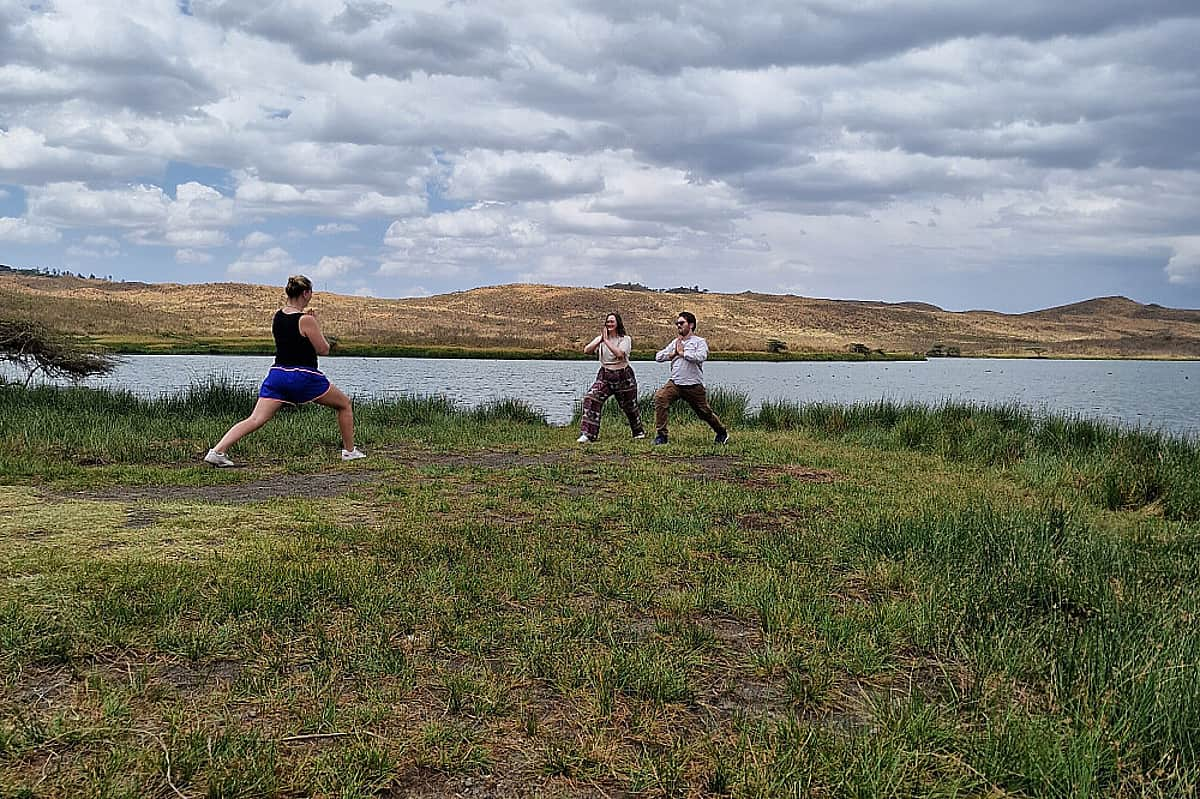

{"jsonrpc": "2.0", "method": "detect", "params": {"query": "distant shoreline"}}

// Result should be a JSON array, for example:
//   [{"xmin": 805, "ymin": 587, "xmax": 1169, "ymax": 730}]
[
  {"xmin": 92, "ymin": 340, "xmax": 1200, "ymax": 361},
  {"xmin": 97, "ymin": 339, "xmax": 925, "ymax": 362}
]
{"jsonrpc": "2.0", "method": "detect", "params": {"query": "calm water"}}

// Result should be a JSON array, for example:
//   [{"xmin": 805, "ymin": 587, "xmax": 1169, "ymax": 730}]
[{"xmin": 7, "ymin": 355, "xmax": 1196, "ymax": 437}]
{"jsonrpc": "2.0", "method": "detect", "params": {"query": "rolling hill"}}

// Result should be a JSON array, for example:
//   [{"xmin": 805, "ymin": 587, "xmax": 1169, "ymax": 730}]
[{"xmin": 1, "ymin": 271, "xmax": 1197, "ymax": 358}]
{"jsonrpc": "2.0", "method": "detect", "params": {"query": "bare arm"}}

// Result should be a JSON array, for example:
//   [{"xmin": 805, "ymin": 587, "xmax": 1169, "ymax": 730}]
[
  {"xmin": 299, "ymin": 311, "xmax": 331, "ymax": 356},
  {"xmin": 583, "ymin": 334, "xmax": 603, "ymax": 355}
]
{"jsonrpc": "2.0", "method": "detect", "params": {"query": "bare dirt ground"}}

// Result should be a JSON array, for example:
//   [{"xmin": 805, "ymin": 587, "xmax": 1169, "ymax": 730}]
[{"xmin": 48, "ymin": 453, "xmax": 839, "ymax": 507}]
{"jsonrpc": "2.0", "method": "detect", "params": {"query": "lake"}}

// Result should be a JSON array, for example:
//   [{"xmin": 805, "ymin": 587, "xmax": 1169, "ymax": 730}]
[{"xmin": 7, "ymin": 355, "xmax": 1196, "ymax": 438}]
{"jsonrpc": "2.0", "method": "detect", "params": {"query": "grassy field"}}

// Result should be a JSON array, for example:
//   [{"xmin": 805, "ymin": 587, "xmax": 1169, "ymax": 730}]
[
  {"xmin": 5, "ymin": 273, "xmax": 1199, "ymax": 358},
  {"xmin": 0, "ymin": 382, "xmax": 1197, "ymax": 797},
  {"xmin": 96, "ymin": 338, "xmax": 919, "ymax": 362}
]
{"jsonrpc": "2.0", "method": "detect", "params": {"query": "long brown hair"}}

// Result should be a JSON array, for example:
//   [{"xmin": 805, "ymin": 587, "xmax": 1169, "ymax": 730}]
[{"xmin": 607, "ymin": 312, "xmax": 627, "ymax": 337}]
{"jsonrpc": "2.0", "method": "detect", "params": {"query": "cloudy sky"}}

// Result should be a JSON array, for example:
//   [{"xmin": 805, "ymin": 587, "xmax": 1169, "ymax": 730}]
[{"xmin": 2, "ymin": 1, "xmax": 1198, "ymax": 311}]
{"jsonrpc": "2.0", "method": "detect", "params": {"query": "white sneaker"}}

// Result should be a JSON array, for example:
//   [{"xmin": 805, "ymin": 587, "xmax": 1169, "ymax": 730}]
[
  {"xmin": 204, "ymin": 449, "xmax": 235, "ymax": 467},
  {"xmin": 341, "ymin": 447, "xmax": 367, "ymax": 461},
  {"xmin": 576, "ymin": 434, "xmax": 592, "ymax": 443}
]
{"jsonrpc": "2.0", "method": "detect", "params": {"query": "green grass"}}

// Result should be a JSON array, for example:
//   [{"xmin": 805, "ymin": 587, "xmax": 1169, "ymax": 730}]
[
  {"xmin": 0, "ymin": 381, "xmax": 1197, "ymax": 795},
  {"xmin": 582, "ymin": 389, "xmax": 1197, "ymax": 521}
]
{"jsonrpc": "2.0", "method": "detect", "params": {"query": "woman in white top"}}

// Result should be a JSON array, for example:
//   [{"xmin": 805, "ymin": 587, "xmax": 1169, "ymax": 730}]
[{"xmin": 577, "ymin": 312, "xmax": 645, "ymax": 442}]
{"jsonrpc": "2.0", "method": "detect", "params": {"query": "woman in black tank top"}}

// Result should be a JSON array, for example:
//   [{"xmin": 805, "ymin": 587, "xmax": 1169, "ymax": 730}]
[
  {"xmin": 204, "ymin": 275, "xmax": 365, "ymax": 467},
  {"xmin": 272, "ymin": 310, "xmax": 319, "ymax": 370}
]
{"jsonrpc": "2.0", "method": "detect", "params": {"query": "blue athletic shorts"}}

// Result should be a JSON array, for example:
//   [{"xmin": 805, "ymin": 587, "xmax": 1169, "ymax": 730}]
[{"xmin": 258, "ymin": 366, "xmax": 331, "ymax": 404}]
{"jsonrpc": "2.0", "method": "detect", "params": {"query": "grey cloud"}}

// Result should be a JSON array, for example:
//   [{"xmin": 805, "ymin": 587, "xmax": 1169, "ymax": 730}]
[
  {"xmin": 639, "ymin": 135, "xmax": 810, "ymax": 178},
  {"xmin": 0, "ymin": 4, "xmax": 45, "ymax": 65},
  {"xmin": 586, "ymin": 198, "xmax": 741, "ymax": 234},
  {"xmin": 830, "ymin": 23, "xmax": 1200, "ymax": 172},
  {"xmin": 543, "ymin": 213, "xmax": 665, "ymax": 239},
  {"xmin": 573, "ymin": 0, "xmax": 1200, "ymax": 73},
  {"xmin": 250, "ymin": 145, "xmax": 429, "ymax": 189},
  {"xmin": 509, "ymin": 14, "xmax": 1200, "ymax": 187},
  {"xmin": 883, "ymin": 126, "xmax": 1107, "ymax": 171},
  {"xmin": 987, "ymin": 175, "xmax": 1200, "ymax": 240},
  {"xmin": 1, "ymin": 6, "xmax": 216, "ymax": 117},
  {"xmin": 192, "ymin": 2, "xmax": 515, "ymax": 80},
  {"xmin": 332, "ymin": 1, "xmax": 391, "ymax": 34},
  {"xmin": 737, "ymin": 159, "xmax": 1009, "ymax": 214},
  {"xmin": 1101, "ymin": 108, "xmax": 1200, "ymax": 170},
  {"xmin": 882, "ymin": 108, "xmax": 1200, "ymax": 172},
  {"xmin": 454, "ymin": 167, "xmax": 605, "ymax": 203},
  {"xmin": 502, "ymin": 69, "xmax": 824, "ymax": 176}
]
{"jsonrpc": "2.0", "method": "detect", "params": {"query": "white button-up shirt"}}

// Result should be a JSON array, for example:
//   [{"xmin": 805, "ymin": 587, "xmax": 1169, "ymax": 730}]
[{"xmin": 655, "ymin": 335, "xmax": 709, "ymax": 385}]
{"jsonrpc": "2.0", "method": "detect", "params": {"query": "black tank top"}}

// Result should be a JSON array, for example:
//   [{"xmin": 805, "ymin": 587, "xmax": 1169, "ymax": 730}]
[{"xmin": 272, "ymin": 310, "xmax": 318, "ymax": 369}]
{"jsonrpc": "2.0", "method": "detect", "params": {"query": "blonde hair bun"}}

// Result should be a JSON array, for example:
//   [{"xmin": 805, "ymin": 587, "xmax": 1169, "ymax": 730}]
[{"xmin": 285, "ymin": 275, "xmax": 313, "ymax": 298}]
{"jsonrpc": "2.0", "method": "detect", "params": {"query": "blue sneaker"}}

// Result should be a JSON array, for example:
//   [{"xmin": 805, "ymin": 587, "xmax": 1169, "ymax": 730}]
[
  {"xmin": 714, "ymin": 431, "xmax": 730, "ymax": 444},
  {"xmin": 653, "ymin": 434, "xmax": 669, "ymax": 446}
]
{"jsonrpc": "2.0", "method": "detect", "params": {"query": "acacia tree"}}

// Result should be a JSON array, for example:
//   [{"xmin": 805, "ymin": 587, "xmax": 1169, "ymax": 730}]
[{"xmin": 0, "ymin": 317, "xmax": 118, "ymax": 386}]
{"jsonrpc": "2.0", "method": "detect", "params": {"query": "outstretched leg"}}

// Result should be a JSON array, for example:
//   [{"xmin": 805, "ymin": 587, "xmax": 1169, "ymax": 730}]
[
  {"xmin": 313, "ymin": 384, "xmax": 355, "ymax": 451},
  {"xmin": 680, "ymin": 384, "xmax": 726, "ymax": 435},
  {"xmin": 213, "ymin": 397, "xmax": 284, "ymax": 454},
  {"xmin": 613, "ymin": 367, "xmax": 643, "ymax": 437},
  {"xmin": 653, "ymin": 381, "xmax": 681, "ymax": 438},
  {"xmin": 580, "ymin": 372, "xmax": 615, "ymax": 440}
]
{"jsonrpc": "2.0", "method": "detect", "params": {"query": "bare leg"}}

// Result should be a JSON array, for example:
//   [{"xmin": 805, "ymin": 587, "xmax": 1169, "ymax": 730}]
[
  {"xmin": 214, "ymin": 398, "xmax": 284, "ymax": 452},
  {"xmin": 313, "ymin": 384, "xmax": 355, "ymax": 450}
]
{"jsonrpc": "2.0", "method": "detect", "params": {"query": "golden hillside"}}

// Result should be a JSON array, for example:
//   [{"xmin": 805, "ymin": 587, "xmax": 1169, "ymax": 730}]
[{"xmin": 2, "ymin": 272, "xmax": 1198, "ymax": 358}]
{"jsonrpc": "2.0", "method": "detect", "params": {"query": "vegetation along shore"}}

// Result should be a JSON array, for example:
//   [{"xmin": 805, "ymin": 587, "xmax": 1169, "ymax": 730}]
[
  {"xmin": 0, "ymin": 379, "xmax": 1197, "ymax": 795},
  {"xmin": 3, "ymin": 270, "xmax": 1199, "ymax": 359}
]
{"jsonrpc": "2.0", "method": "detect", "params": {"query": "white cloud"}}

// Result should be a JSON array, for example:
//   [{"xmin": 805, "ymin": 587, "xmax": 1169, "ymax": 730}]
[
  {"xmin": 234, "ymin": 173, "xmax": 426, "ymax": 218},
  {"xmin": 312, "ymin": 255, "xmax": 361, "ymax": 279},
  {"xmin": 0, "ymin": 127, "xmax": 154, "ymax": 182},
  {"xmin": 241, "ymin": 231, "xmax": 275, "ymax": 249},
  {"xmin": 385, "ymin": 203, "xmax": 547, "ymax": 249},
  {"xmin": 1166, "ymin": 240, "xmax": 1200, "ymax": 285},
  {"xmin": 25, "ymin": 181, "xmax": 232, "ymax": 248},
  {"xmin": 378, "ymin": 259, "xmax": 470, "ymax": 278},
  {"xmin": 176, "ymin": 248, "xmax": 214, "ymax": 264},
  {"xmin": 158, "ymin": 228, "xmax": 229, "ymax": 247},
  {"xmin": 0, "ymin": 217, "xmax": 61, "ymax": 244},
  {"xmin": 66, "ymin": 234, "xmax": 120, "ymax": 258},
  {"xmin": 27, "ymin": 182, "xmax": 169, "ymax": 228},
  {"xmin": 446, "ymin": 150, "xmax": 606, "ymax": 202},
  {"xmin": 228, "ymin": 246, "xmax": 296, "ymax": 277},
  {"xmin": 314, "ymin": 222, "xmax": 358, "ymax": 235}
]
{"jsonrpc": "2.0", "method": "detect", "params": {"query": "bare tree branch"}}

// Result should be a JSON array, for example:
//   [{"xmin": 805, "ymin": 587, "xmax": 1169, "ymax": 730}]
[{"xmin": 0, "ymin": 317, "xmax": 118, "ymax": 386}]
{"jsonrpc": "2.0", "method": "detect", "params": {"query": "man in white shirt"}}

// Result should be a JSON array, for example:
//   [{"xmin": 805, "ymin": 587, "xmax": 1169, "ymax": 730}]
[{"xmin": 652, "ymin": 311, "xmax": 729, "ymax": 445}]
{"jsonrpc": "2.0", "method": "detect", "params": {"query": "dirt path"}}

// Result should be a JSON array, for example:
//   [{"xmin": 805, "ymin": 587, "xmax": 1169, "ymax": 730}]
[{"xmin": 47, "ymin": 451, "xmax": 835, "ymax": 506}]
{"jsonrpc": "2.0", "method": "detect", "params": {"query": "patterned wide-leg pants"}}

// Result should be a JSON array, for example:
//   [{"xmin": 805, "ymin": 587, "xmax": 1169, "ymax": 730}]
[{"xmin": 580, "ymin": 366, "xmax": 643, "ymax": 440}]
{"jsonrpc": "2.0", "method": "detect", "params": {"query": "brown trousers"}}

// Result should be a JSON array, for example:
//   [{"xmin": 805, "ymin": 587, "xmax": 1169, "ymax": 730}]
[{"xmin": 654, "ymin": 380, "xmax": 725, "ymax": 436}]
